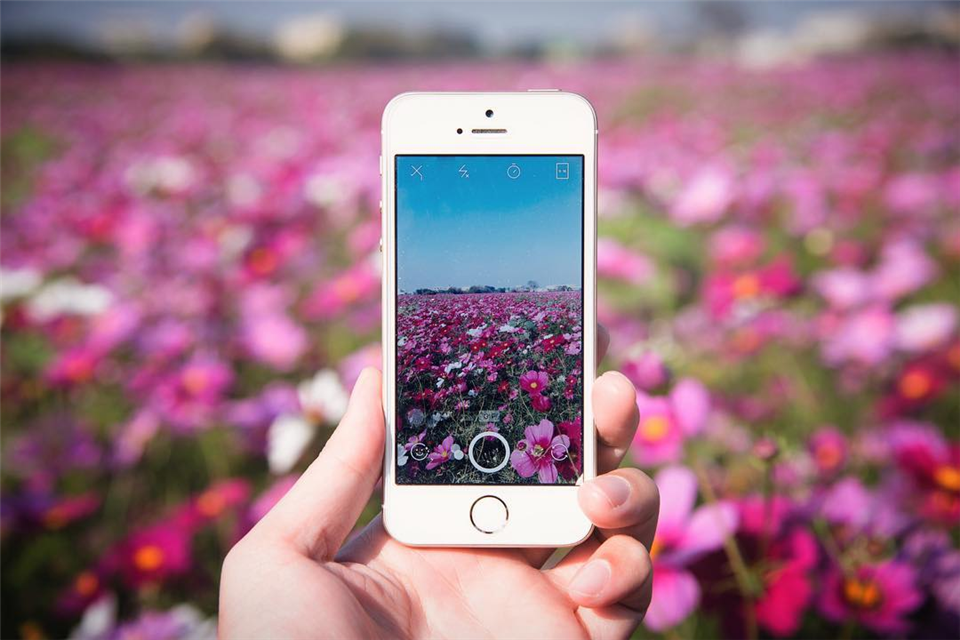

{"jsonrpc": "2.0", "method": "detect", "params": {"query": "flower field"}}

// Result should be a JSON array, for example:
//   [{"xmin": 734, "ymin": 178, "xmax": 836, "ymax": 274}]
[
  {"xmin": 1, "ymin": 54, "xmax": 959, "ymax": 639},
  {"xmin": 396, "ymin": 292, "xmax": 583, "ymax": 485}
]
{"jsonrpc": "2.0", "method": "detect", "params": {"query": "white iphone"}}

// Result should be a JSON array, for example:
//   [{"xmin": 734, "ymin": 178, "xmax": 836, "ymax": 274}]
[{"xmin": 380, "ymin": 92, "xmax": 597, "ymax": 547}]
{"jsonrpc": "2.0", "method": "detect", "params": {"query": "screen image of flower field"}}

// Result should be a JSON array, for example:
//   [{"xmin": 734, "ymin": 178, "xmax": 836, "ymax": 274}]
[{"xmin": 396, "ymin": 291, "xmax": 583, "ymax": 484}]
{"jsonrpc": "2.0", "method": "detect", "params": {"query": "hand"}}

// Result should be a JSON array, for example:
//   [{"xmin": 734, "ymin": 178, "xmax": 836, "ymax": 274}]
[{"xmin": 220, "ymin": 329, "xmax": 659, "ymax": 639}]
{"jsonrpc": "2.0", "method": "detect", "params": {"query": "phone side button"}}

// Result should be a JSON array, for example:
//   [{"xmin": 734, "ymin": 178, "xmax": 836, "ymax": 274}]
[{"xmin": 470, "ymin": 495, "xmax": 508, "ymax": 534}]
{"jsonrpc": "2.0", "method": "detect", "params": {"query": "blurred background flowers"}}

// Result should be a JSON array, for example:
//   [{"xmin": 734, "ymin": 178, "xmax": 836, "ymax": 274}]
[{"xmin": 1, "ymin": 1, "xmax": 958, "ymax": 638}]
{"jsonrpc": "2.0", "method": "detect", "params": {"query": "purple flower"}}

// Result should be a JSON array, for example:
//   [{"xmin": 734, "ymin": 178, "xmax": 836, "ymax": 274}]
[
  {"xmin": 818, "ymin": 560, "xmax": 922, "ymax": 635},
  {"xmin": 510, "ymin": 419, "xmax": 569, "ymax": 484}
]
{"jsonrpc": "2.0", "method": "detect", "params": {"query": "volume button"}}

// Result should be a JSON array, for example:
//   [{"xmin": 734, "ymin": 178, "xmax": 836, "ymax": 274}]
[{"xmin": 379, "ymin": 155, "xmax": 383, "ymax": 176}]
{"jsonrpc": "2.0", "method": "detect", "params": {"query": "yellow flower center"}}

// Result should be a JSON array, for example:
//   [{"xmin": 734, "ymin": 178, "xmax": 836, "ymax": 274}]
[
  {"xmin": 899, "ymin": 370, "xmax": 932, "ymax": 400},
  {"xmin": 529, "ymin": 381, "xmax": 538, "ymax": 390},
  {"xmin": 649, "ymin": 538, "xmax": 662, "ymax": 560},
  {"xmin": 74, "ymin": 571, "xmax": 99, "ymax": 596},
  {"xmin": 248, "ymin": 247, "xmax": 278, "ymax": 275},
  {"xmin": 934, "ymin": 466, "xmax": 960, "ymax": 492},
  {"xmin": 640, "ymin": 416, "xmax": 670, "ymax": 442},
  {"xmin": 843, "ymin": 578, "xmax": 882, "ymax": 610},
  {"xmin": 133, "ymin": 544, "xmax": 165, "ymax": 572},
  {"xmin": 43, "ymin": 506, "xmax": 68, "ymax": 529},
  {"xmin": 197, "ymin": 491, "xmax": 226, "ymax": 517},
  {"xmin": 815, "ymin": 443, "xmax": 843, "ymax": 470},
  {"xmin": 733, "ymin": 274, "xmax": 761, "ymax": 299},
  {"xmin": 334, "ymin": 277, "xmax": 360, "ymax": 303},
  {"xmin": 948, "ymin": 343, "xmax": 960, "ymax": 371},
  {"xmin": 181, "ymin": 368, "xmax": 208, "ymax": 395},
  {"xmin": 532, "ymin": 444, "xmax": 545, "ymax": 457}
]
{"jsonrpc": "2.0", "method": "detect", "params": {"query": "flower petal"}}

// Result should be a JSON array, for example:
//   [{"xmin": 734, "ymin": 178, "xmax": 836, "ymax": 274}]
[
  {"xmin": 671, "ymin": 501, "xmax": 739, "ymax": 565},
  {"xmin": 643, "ymin": 566, "xmax": 700, "ymax": 631},
  {"xmin": 654, "ymin": 465, "xmax": 698, "ymax": 535}
]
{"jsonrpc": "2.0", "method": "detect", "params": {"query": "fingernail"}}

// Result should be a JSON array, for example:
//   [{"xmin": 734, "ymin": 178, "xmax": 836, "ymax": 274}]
[
  {"xmin": 569, "ymin": 560, "xmax": 611, "ymax": 598},
  {"xmin": 590, "ymin": 474, "xmax": 632, "ymax": 508}
]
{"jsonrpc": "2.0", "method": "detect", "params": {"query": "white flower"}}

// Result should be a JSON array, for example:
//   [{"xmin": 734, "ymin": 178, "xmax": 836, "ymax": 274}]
[
  {"xmin": 895, "ymin": 303, "xmax": 958, "ymax": 353},
  {"xmin": 298, "ymin": 369, "xmax": 348, "ymax": 424},
  {"xmin": 0, "ymin": 267, "xmax": 42, "ymax": 302},
  {"xmin": 267, "ymin": 414, "xmax": 314, "ymax": 474},
  {"xmin": 466, "ymin": 324, "xmax": 486, "ymax": 337},
  {"xmin": 126, "ymin": 155, "xmax": 195, "ymax": 195},
  {"xmin": 26, "ymin": 277, "xmax": 113, "ymax": 320},
  {"xmin": 444, "ymin": 361, "xmax": 462, "ymax": 373},
  {"xmin": 69, "ymin": 595, "xmax": 116, "ymax": 640},
  {"xmin": 397, "ymin": 444, "xmax": 409, "ymax": 467}
]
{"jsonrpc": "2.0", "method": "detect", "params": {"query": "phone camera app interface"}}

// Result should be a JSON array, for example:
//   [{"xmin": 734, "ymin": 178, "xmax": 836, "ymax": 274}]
[{"xmin": 395, "ymin": 156, "xmax": 584, "ymax": 485}]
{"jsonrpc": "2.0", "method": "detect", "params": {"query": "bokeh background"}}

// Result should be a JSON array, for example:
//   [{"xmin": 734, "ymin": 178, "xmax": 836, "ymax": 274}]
[{"xmin": 2, "ymin": 2, "xmax": 959, "ymax": 639}]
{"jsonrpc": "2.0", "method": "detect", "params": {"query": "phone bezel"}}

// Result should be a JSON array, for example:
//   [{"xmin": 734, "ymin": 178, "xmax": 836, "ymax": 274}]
[{"xmin": 381, "ymin": 92, "xmax": 598, "ymax": 547}]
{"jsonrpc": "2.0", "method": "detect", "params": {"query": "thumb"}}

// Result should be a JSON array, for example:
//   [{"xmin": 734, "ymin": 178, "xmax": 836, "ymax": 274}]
[{"xmin": 260, "ymin": 367, "xmax": 385, "ymax": 559}]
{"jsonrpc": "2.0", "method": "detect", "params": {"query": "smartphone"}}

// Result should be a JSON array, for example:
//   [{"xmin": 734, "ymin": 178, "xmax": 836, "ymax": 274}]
[{"xmin": 380, "ymin": 92, "xmax": 597, "ymax": 546}]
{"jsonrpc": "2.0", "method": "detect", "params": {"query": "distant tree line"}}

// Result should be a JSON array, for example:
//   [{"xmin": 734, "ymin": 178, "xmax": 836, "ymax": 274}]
[{"xmin": 409, "ymin": 283, "xmax": 578, "ymax": 295}]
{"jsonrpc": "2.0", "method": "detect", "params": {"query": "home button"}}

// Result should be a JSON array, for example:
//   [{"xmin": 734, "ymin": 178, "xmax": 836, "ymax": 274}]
[{"xmin": 470, "ymin": 496, "xmax": 508, "ymax": 534}]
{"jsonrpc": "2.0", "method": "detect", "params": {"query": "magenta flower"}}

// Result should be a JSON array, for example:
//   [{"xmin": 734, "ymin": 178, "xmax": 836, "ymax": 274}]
[
  {"xmin": 620, "ymin": 351, "xmax": 668, "ymax": 391},
  {"xmin": 818, "ymin": 560, "xmax": 922, "ymax": 635},
  {"xmin": 631, "ymin": 378, "xmax": 710, "ymax": 466},
  {"xmin": 519, "ymin": 370, "xmax": 549, "ymax": 395},
  {"xmin": 114, "ymin": 523, "xmax": 192, "ymax": 588},
  {"xmin": 644, "ymin": 465, "xmax": 739, "ymax": 631},
  {"xmin": 510, "ymin": 419, "xmax": 570, "ymax": 484},
  {"xmin": 808, "ymin": 426, "xmax": 847, "ymax": 477},
  {"xmin": 425, "ymin": 435, "xmax": 463, "ymax": 470},
  {"xmin": 530, "ymin": 392, "xmax": 552, "ymax": 412}
]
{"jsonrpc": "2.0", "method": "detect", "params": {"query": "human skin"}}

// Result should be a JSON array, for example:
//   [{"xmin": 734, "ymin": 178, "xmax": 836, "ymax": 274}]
[{"xmin": 220, "ymin": 330, "xmax": 659, "ymax": 639}]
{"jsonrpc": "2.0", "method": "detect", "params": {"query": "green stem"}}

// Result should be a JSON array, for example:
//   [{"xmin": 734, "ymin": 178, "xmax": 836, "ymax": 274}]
[{"xmin": 692, "ymin": 459, "xmax": 759, "ymax": 640}]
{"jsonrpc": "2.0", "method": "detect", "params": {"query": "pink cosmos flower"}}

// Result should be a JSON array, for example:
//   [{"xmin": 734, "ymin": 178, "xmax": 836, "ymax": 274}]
[
  {"xmin": 670, "ymin": 166, "xmax": 735, "ymax": 226},
  {"xmin": 56, "ymin": 568, "xmax": 106, "ymax": 615},
  {"xmin": 510, "ymin": 419, "xmax": 570, "ymax": 484},
  {"xmin": 301, "ymin": 262, "xmax": 379, "ymax": 320},
  {"xmin": 150, "ymin": 355, "xmax": 233, "ymax": 431},
  {"xmin": 812, "ymin": 268, "xmax": 872, "ymax": 310},
  {"xmin": 755, "ymin": 527, "xmax": 819, "ymax": 637},
  {"xmin": 176, "ymin": 478, "xmax": 251, "ymax": 529},
  {"xmin": 425, "ymin": 435, "xmax": 462, "ymax": 470},
  {"xmin": 519, "ymin": 370, "xmax": 549, "ymax": 395},
  {"xmin": 620, "ymin": 351, "xmax": 668, "ymax": 391},
  {"xmin": 886, "ymin": 421, "xmax": 960, "ymax": 525},
  {"xmin": 703, "ymin": 258, "xmax": 800, "ymax": 319},
  {"xmin": 818, "ymin": 560, "xmax": 922, "ymax": 635},
  {"xmin": 709, "ymin": 225, "xmax": 765, "ymax": 267},
  {"xmin": 820, "ymin": 305, "xmax": 895, "ymax": 366},
  {"xmin": 872, "ymin": 239, "xmax": 937, "ymax": 301},
  {"xmin": 597, "ymin": 237, "xmax": 654, "ymax": 284},
  {"xmin": 113, "ymin": 523, "xmax": 192, "ymax": 588},
  {"xmin": 808, "ymin": 426, "xmax": 847, "ymax": 477},
  {"xmin": 644, "ymin": 466, "xmax": 739, "ymax": 631},
  {"xmin": 631, "ymin": 378, "xmax": 710, "ymax": 466},
  {"xmin": 530, "ymin": 392, "xmax": 552, "ymax": 412}
]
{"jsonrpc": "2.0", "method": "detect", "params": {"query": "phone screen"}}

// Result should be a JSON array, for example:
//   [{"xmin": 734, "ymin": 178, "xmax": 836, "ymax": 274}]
[{"xmin": 395, "ymin": 155, "xmax": 584, "ymax": 485}]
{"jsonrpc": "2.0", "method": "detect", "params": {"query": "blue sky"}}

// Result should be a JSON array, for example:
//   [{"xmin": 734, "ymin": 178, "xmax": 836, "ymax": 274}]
[
  {"xmin": 3, "ymin": 2, "xmax": 934, "ymax": 50},
  {"xmin": 397, "ymin": 155, "xmax": 582, "ymax": 291}
]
